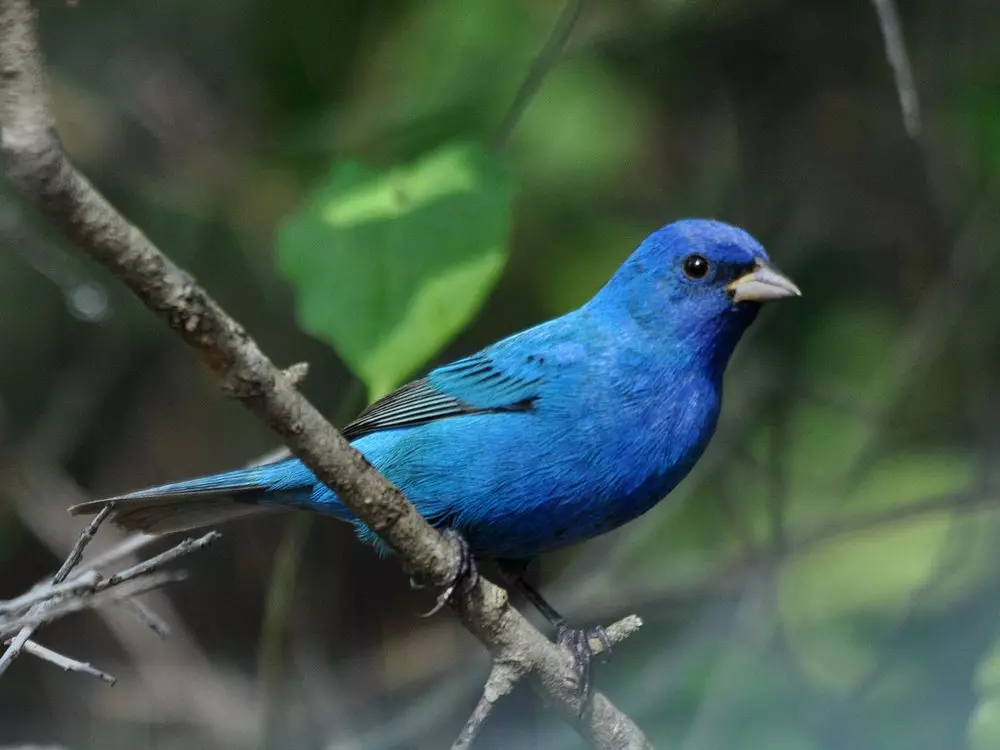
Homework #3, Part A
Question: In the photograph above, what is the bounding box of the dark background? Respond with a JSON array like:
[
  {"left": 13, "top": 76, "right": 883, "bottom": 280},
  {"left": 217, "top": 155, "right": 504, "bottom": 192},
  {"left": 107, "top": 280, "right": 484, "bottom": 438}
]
[{"left": 1, "top": 0, "right": 999, "bottom": 748}]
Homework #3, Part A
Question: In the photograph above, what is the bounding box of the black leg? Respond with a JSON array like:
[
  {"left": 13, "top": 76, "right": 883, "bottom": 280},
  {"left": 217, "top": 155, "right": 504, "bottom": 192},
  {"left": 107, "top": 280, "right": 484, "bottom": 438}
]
[
  {"left": 502, "top": 569, "right": 566, "bottom": 627},
  {"left": 496, "top": 560, "right": 611, "bottom": 706}
]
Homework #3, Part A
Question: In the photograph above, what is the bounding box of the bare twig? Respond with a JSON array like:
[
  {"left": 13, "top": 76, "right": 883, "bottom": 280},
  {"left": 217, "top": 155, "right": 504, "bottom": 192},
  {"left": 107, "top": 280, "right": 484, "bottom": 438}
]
[
  {"left": 118, "top": 599, "right": 171, "bottom": 639},
  {"left": 452, "top": 661, "right": 521, "bottom": 750},
  {"left": 454, "top": 615, "right": 643, "bottom": 749},
  {"left": 65, "top": 532, "right": 155, "bottom": 576},
  {"left": 1, "top": 572, "right": 189, "bottom": 637},
  {"left": 0, "top": 571, "right": 100, "bottom": 617},
  {"left": 51, "top": 501, "right": 116, "bottom": 584},
  {"left": 7, "top": 464, "right": 255, "bottom": 743},
  {"left": 102, "top": 532, "right": 220, "bottom": 587},
  {"left": 2, "top": 530, "right": 218, "bottom": 632},
  {"left": 0, "top": 1, "right": 651, "bottom": 746},
  {"left": 492, "top": 0, "right": 588, "bottom": 150},
  {"left": 0, "top": 628, "right": 34, "bottom": 677},
  {"left": 281, "top": 361, "right": 310, "bottom": 388},
  {"left": 0, "top": 502, "right": 114, "bottom": 677},
  {"left": 17, "top": 638, "right": 117, "bottom": 685},
  {"left": 871, "top": 0, "right": 922, "bottom": 139},
  {"left": 0, "top": 524, "right": 218, "bottom": 648}
]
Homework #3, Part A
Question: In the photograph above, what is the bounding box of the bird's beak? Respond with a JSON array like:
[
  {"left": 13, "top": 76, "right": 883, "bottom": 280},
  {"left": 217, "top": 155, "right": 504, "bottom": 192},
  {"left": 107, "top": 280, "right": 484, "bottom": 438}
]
[{"left": 726, "top": 261, "right": 801, "bottom": 303}]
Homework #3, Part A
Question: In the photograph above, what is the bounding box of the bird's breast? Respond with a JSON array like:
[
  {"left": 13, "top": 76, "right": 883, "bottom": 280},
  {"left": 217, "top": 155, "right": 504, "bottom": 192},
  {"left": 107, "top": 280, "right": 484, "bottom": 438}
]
[{"left": 451, "top": 370, "right": 722, "bottom": 557}]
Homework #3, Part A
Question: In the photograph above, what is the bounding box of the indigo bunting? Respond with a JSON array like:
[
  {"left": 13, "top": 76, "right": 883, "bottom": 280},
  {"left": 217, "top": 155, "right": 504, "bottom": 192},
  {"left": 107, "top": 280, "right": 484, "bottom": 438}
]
[{"left": 71, "top": 219, "right": 799, "bottom": 689}]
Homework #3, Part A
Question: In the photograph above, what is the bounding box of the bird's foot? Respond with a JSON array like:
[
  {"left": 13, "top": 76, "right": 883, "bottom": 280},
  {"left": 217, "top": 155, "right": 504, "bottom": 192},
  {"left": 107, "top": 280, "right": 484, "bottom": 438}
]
[
  {"left": 420, "top": 529, "right": 478, "bottom": 617},
  {"left": 556, "top": 623, "right": 613, "bottom": 710}
]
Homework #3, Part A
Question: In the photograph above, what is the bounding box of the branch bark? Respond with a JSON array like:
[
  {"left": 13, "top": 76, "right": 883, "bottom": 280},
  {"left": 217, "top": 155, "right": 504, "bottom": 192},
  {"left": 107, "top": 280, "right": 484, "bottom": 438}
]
[{"left": 0, "top": 0, "right": 652, "bottom": 745}]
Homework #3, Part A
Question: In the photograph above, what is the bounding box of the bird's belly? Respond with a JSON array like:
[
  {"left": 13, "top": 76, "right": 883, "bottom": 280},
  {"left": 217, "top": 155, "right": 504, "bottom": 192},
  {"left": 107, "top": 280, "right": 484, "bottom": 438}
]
[
  {"left": 462, "top": 453, "right": 689, "bottom": 558},
  {"left": 350, "top": 396, "right": 718, "bottom": 559},
  {"left": 419, "top": 422, "right": 709, "bottom": 558}
]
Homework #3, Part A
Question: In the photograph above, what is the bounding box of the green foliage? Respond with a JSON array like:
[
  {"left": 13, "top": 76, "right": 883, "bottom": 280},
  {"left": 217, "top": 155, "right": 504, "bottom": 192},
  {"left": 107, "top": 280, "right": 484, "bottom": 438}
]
[
  {"left": 11, "top": 1, "right": 1000, "bottom": 747},
  {"left": 511, "top": 59, "right": 648, "bottom": 193},
  {"left": 339, "top": 0, "right": 544, "bottom": 152},
  {"left": 972, "top": 643, "right": 1000, "bottom": 750},
  {"left": 277, "top": 141, "right": 512, "bottom": 400}
]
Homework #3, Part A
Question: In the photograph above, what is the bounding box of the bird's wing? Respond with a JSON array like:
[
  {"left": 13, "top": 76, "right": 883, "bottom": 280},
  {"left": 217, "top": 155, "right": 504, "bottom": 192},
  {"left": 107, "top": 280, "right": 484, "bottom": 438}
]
[{"left": 341, "top": 351, "right": 543, "bottom": 441}]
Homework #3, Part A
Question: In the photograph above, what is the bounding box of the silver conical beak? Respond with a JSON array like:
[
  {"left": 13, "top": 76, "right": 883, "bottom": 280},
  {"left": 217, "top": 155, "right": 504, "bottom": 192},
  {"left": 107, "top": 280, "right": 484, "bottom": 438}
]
[{"left": 726, "top": 262, "right": 801, "bottom": 303}]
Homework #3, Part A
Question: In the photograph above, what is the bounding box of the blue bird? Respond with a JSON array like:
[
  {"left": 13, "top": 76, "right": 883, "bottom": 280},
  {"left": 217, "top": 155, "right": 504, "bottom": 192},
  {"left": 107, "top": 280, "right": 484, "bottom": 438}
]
[{"left": 70, "top": 218, "right": 799, "bottom": 690}]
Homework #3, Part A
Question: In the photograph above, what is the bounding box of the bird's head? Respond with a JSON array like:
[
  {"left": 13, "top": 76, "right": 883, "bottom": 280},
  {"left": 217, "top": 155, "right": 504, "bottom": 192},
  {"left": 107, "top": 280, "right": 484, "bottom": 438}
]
[{"left": 591, "top": 219, "right": 800, "bottom": 373}]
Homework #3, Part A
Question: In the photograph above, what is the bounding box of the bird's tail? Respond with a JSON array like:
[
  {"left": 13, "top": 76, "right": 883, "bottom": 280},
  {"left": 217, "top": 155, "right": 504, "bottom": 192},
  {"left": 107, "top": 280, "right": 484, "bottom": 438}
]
[{"left": 68, "top": 459, "right": 315, "bottom": 534}]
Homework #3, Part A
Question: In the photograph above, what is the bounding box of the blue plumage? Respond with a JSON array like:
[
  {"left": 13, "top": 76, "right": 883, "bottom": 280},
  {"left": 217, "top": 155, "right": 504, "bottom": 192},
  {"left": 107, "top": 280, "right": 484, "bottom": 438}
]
[{"left": 71, "top": 219, "right": 799, "bottom": 562}]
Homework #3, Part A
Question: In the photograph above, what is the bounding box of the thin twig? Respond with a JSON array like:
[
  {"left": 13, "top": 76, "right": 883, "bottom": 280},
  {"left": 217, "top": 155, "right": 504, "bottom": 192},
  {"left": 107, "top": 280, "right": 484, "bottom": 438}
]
[
  {"left": 118, "top": 599, "right": 171, "bottom": 639},
  {"left": 6, "top": 464, "right": 252, "bottom": 743},
  {"left": 0, "top": 525, "right": 218, "bottom": 640},
  {"left": 492, "top": 0, "right": 588, "bottom": 150},
  {"left": 281, "top": 361, "right": 309, "bottom": 388},
  {"left": 0, "top": 628, "right": 33, "bottom": 677},
  {"left": 102, "top": 531, "right": 221, "bottom": 587},
  {"left": 18, "top": 638, "right": 116, "bottom": 685},
  {"left": 453, "top": 615, "right": 643, "bottom": 746},
  {"left": 67, "top": 532, "right": 155, "bottom": 576},
  {"left": 0, "top": 571, "right": 189, "bottom": 637},
  {"left": 871, "top": 0, "right": 922, "bottom": 139},
  {"left": 0, "top": 571, "right": 100, "bottom": 617},
  {"left": 452, "top": 661, "right": 522, "bottom": 750},
  {"left": 51, "top": 501, "right": 115, "bottom": 584},
  {"left": 0, "top": 502, "right": 114, "bottom": 677}
]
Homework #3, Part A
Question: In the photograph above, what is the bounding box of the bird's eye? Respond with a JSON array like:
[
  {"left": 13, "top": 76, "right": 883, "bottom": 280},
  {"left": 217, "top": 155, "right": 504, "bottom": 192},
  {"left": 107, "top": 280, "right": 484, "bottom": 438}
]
[{"left": 682, "top": 254, "right": 710, "bottom": 280}]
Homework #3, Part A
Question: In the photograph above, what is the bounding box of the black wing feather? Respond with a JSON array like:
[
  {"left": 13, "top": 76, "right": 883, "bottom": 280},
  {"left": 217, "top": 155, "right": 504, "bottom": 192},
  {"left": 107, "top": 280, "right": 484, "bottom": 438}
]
[{"left": 341, "top": 355, "right": 540, "bottom": 441}]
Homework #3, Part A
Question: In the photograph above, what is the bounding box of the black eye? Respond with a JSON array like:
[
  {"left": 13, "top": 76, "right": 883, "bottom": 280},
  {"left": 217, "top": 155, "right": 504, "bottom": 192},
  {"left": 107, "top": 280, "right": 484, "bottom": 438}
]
[{"left": 682, "top": 254, "right": 710, "bottom": 280}]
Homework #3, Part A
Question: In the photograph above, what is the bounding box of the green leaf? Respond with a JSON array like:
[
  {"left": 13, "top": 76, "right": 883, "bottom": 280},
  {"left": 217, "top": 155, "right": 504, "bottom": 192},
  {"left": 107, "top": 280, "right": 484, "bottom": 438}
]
[{"left": 277, "top": 141, "right": 512, "bottom": 400}]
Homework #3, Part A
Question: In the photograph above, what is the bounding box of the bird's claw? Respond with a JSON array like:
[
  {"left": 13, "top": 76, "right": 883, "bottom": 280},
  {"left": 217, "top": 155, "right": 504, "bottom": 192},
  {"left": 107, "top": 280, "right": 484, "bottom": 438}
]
[
  {"left": 420, "top": 529, "right": 478, "bottom": 617},
  {"left": 557, "top": 623, "right": 613, "bottom": 710}
]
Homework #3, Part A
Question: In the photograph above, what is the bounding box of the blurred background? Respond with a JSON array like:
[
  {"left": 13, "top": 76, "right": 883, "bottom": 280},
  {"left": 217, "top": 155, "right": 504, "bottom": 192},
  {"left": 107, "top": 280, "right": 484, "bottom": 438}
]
[{"left": 1, "top": 0, "right": 999, "bottom": 747}]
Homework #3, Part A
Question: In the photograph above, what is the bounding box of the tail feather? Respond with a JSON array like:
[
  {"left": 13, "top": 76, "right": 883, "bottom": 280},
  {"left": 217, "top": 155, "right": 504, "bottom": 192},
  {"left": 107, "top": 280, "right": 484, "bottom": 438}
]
[{"left": 69, "top": 459, "right": 309, "bottom": 534}]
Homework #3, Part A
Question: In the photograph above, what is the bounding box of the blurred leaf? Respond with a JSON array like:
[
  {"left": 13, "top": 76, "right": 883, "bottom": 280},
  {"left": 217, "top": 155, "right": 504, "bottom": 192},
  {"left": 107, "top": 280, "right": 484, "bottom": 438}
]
[
  {"left": 341, "top": 0, "right": 543, "bottom": 150},
  {"left": 969, "top": 697, "right": 1000, "bottom": 750},
  {"left": 958, "top": 85, "right": 1000, "bottom": 183},
  {"left": 777, "top": 452, "right": 976, "bottom": 693},
  {"left": 277, "top": 141, "right": 512, "bottom": 399},
  {"left": 970, "top": 626, "right": 1000, "bottom": 750},
  {"left": 541, "top": 221, "right": 647, "bottom": 314},
  {"left": 511, "top": 59, "right": 647, "bottom": 194},
  {"left": 778, "top": 513, "right": 948, "bottom": 692}
]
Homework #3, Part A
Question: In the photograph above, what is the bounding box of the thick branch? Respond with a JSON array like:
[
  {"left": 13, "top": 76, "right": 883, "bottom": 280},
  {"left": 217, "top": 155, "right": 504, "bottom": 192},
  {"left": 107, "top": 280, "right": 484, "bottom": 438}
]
[{"left": 0, "top": 0, "right": 651, "bottom": 745}]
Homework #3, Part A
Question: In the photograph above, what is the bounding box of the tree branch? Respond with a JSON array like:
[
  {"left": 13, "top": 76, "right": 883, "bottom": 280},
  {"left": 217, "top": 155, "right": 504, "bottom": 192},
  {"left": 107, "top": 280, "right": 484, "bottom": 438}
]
[
  {"left": 0, "top": 502, "right": 115, "bottom": 677},
  {"left": 0, "top": 526, "right": 219, "bottom": 640},
  {"left": 16, "top": 638, "right": 117, "bottom": 685},
  {"left": 0, "top": 0, "right": 651, "bottom": 745},
  {"left": 871, "top": 0, "right": 921, "bottom": 139},
  {"left": 453, "top": 615, "right": 643, "bottom": 749},
  {"left": 492, "top": 0, "right": 588, "bottom": 150}
]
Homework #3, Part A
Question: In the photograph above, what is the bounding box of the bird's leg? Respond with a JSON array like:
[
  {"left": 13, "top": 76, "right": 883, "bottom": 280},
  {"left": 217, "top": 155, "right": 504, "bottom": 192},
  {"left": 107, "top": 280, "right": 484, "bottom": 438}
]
[
  {"left": 496, "top": 561, "right": 612, "bottom": 705},
  {"left": 420, "top": 529, "right": 479, "bottom": 617}
]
